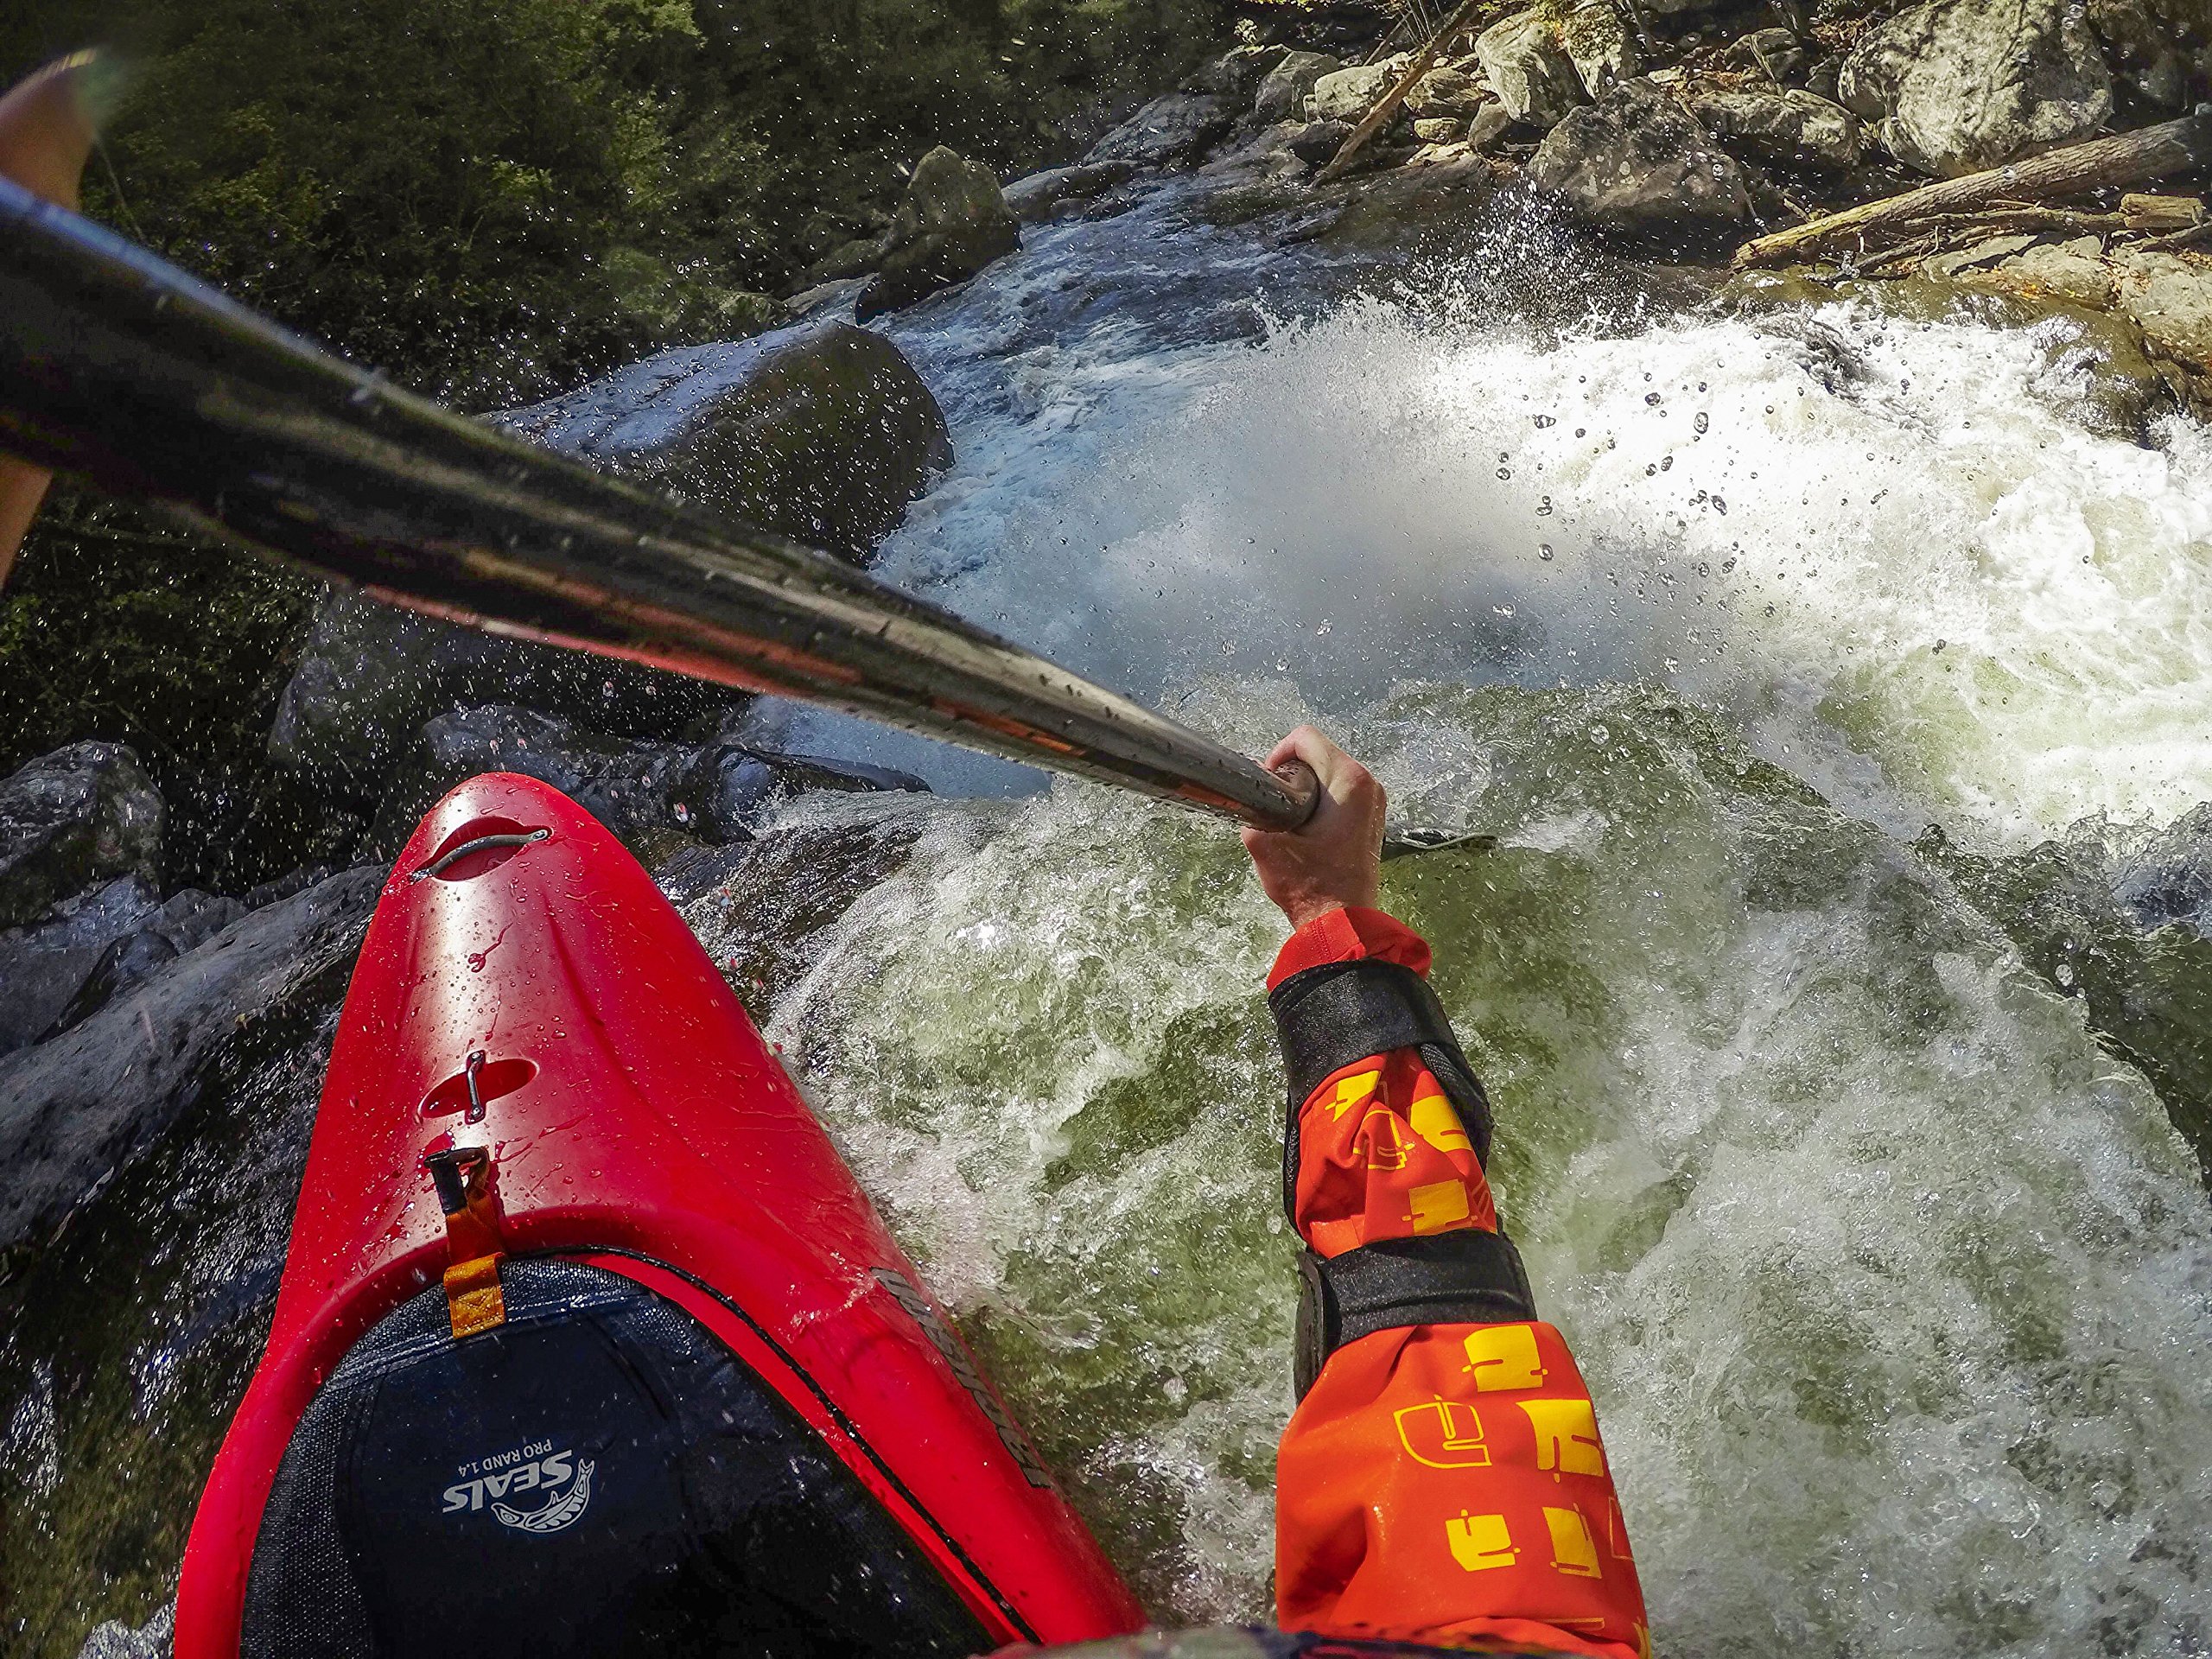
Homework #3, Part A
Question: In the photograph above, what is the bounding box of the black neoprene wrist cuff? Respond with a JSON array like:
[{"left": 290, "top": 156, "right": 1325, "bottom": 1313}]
[
  {"left": 1292, "top": 1230, "right": 1537, "bottom": 1399},
  {"left": 1268, "top": 957, "right": 1494, "bottom": 1217}
]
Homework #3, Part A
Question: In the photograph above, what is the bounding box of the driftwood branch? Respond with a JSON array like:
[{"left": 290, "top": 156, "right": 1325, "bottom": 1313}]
[
  {"left": 1733, "top": 115, "right": 2212, "bottom": 268},
  {"left": 1317, "top": 0, "right": 1488, "bottom": 185}
]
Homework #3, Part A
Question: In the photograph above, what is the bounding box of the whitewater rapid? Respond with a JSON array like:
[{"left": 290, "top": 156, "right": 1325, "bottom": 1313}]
[{"left": 721, "top": 182, "right": 2212, "bottom": 1653}]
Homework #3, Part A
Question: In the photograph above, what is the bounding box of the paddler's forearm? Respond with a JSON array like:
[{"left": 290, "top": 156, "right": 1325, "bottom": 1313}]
[
  {"left": 1266, "top": 908, "right": 1651, "bottom": 1657},
  {"left": 0, "top": 53, "right": 101, "bottom": 587}
]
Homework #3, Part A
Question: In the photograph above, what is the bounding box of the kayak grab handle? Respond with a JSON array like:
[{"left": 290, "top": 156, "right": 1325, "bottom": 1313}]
[
  {"left": 0, "top": 177, "right": 1323, "bottom": 836},
  {"left": 410, "top": 827, "right": 551, "bottom": 883}
]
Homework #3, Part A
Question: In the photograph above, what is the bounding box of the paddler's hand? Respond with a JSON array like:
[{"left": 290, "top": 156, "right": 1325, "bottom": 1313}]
[
  {"left": 0, "top": 52, "right": 109, "bottom": 588},
  {"left": 1241, "top": 726, "right": 1386, "bottom": 931}
]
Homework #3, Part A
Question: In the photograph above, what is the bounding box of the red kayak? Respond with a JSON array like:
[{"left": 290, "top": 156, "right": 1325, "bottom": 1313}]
[{"left": 175, "top": 772, "right": 1145, "bottom": 1657}]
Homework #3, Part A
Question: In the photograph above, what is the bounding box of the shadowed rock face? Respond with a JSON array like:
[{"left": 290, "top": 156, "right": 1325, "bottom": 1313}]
[
  {"left": 0, "top": 866, "right": 380, "bottom": 1254},
  {"left": 0, "top": 744, "right": 163, "bottom": 931}
]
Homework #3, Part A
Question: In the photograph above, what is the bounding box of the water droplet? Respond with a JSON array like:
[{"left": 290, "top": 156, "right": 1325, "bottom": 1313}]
[
  {"left": 1694, "top": 411, "right": 1710, "bottom": 435},
  {"left": 2056, "top": 961, "right": 2075, "bottom": 988},
  {"left": 1539, "top": 544, "right": 1555, "bottom": 561}
]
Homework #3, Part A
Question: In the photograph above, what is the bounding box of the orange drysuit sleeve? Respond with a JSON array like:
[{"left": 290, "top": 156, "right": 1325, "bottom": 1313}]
[{"left": 1267, "top": 907, "right": 1649, "bottom": 1659}]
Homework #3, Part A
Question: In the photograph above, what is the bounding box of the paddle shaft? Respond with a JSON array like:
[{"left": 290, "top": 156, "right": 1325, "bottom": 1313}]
[{"left": 0, "top": 177, "right": 1322, "bottom": 833}]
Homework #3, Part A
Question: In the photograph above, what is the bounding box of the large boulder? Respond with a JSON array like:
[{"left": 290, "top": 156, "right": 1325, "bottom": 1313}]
[
  {"left": 1087, "top": 92, "right": 1237, "bottom": 168},
  {"left": 0, "top": 876, "right": 162, "bottom": 1053},
  {"left": 1253, "top": 51, "right": 1345, "bottom": 124},
  {"left": 1186, "top": 43, "right": 1291, "bottom": 99},
  {"left": 1689, "top": 86, "right": 1862, "bottom": 167},
  {"left": 1529, "top": 79, "right": 1751, "bottom": 233},
  {"left": 1838, "top": 0, "right": 2113, "bottom": 177},
  {"left": 0, "top": 743, "right": 162, "bottom": 930},
  {"left": 1474, "top": 11, "right": 1588, "bottom": 129},
  {"left": 2088, "top": 0, "right": 2200, "bottom": 109},
  {"left": 856, "top": 147, "right": 1023, "bottom": 319},
  {"left": 0, "top": 866, "right": 381, "bottom": 1251},
  {"left": 1307, "top": 58, "right": 1408, "bottom": 122},
  {"left": 1406, "top": 65, "right": 1490, "bottom": 119},
  {"left": 1560, "top": 3, "right": 1641, "bottom": 99},
  {"left": 2113, "top": 249, "right": 2212, "bottom": 378},
  {"left": 499, "top": 319, "right": 952, "bottom": 558},
  {"left": 1001, "top": 160, "right": 1141, "bottom": 224},
  {"left": 368, "top": 705, "right": 926, "bottom": 860}
]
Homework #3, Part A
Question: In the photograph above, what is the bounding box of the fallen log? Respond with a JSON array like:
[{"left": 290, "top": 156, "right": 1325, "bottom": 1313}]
[
  {"left": 1316, "top": 0, "right": 1487, "bottom": 185},
  {"left": 1732, "top": 115, "right": 2212, "bottom": 269}
]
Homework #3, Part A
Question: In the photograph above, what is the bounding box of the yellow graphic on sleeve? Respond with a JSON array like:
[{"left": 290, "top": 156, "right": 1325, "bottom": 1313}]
[
  {"left": 1394, "top": 1398, "right": 1491, "bottom": 1468},
  {"left": 1407, "top": 1179, "right": 1469, "bottom": 1233},
  {"left": 1326, "top": 1070, "right": 1382, "bottom": 1120},
  {"left": 1361, "top": 1109, "right": 1409, "bottom": 1172},
  {"left": 1408, "top": 1088, "right": 1471, "bottom": 1154},
  {"left": 1520, "top": 1397, "right": 1607, "bottom": 1479},
  {"left": 1462, "top": 1324, "right": 1547, "bottom": 1392},
  {"left": 1544, "top": 1506, "right": 1604, "bottom": 1579},
  {"left": 1446, "top": 1511, "right": 1517, "bottom": 1572}
]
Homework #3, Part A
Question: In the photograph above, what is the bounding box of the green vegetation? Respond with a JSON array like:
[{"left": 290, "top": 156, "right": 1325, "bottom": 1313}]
[{"left": 0, "top": 0, "right": 1225, "bottom": 888}]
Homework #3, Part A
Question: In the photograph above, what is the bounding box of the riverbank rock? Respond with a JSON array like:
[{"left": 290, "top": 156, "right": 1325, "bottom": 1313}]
[
  {"left": 1475, "top": 11, "right": 1587, "bottom": 129},
  {"left": 1002, "top": 160, "right": 1141, "bottom": 223},
  {"left": 2113, "top": 249, "right": 2212, "bottom": 379},
  {"left": 265, "top": 591, "right": 729, "bottom": 801},
  {"left": 0, "top": 743, "right": 163, "bottom": 930},
  {"left": 1406, "top": 66, "right": 1488, "bottom": 120},
  {"left": 1689, "top": 86, "right": 1861, "bottom": 167},
  {"left": 1307, "top": 58, "right": 1408, "bottom": 122},
  {"left": 1188, "top": 42, "right": 1291, "bottom": 100},
  {"left": 368, "top": 704, "right": 927, "bottom": 861},
  {"left": 1087, "top": 92, "right": 1236, "bottom": 168},
  {"left": 0, "top": 866, "right": 380, "bottom": 1251},
  {"left": 856, "top": 147, "right": 1022, "bottom": 319},
  {"left": 500, "top": 319, "right": 954, "bottom": 557},
  {"left": 1529, "top": 79, "right": 1751, "bottom": 233},
  {"left": 2088, "top": 0, "right": 2200, "bottom": 108},
  {"left": 1839, "top": 0, "right": 2113, "bottom": 177},
  {"left": 0, "top": 876, "right": 161, "bottom": 1053},
  {"left": 1254, "top": 51, "right": 1344, "bottom": 124},
  {"left": 1560, "top": 3, "right": 1640, "bottom": 100}
]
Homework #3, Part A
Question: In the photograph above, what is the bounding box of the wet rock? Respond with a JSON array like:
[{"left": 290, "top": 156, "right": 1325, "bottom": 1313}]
[
  {"left": 1187, "top": 43, "right": 1291, "bottom": 99},
  {"left": 1560, "top": 3, "right": 1641, "bottom": 99},
  {"left": 1087, "top": 92, "right": 1236, "bottom": 168},
  {"left": 1307, "top": 58, "right": 1408, "bottom": 123},
  {"left": 1465, "top": 102, "right": 1517, "bottom": 153},
  {"left": 1413, "top": 117, "right": 1465, "bottom": 143},
  {"left": 1838, "top": 0, "right": 2112, "bottom": 177},
  {"left": 856, "top": 147, "right": 1022, "bottom": 319},
  {"left": 1961, "top": 234, "right": 2120, "bottom": 309},
  {"left": 1732, "top": 27, "right": 1811, "bottom": 86},
  {"left": 0, "top": 866, "right": 381, "bottom": 1251},
  {"left": 1529, "top": 78, "right": 1751, "bottom": 233},
  {"left": 1002, "top": 160, "right": 1141, "bottom": 223},
  {"left": 370, "top": 706, "right": 675, "bottom": 858},
  {"left": 48, "top": 886, "right": 252, "bottom": 1038},
  {"left": 1253, "top": 51, "right": 1344, "bottom": 124},
  {"left": 0, "top": 743, "right": 162, "bottom": 930},
  {"left": 1287, "top": 118, "right": 1356, "bottom": 169},
  {"left": 1407, "top": 66, "right": 1488, "bottom": 119},
  {"left": 2088, "top": 0, "right": 2197, "bottom": 109},
  {"left": 371, "top": 705, "right": 927, "bottom": 861},
  {"left": 76, "top": 1605, "right": 171, "bottom": 1659},
  {"left": 0, "top": 876, "right": 161, "bottom": 1053},
  {"left": 496, "top": 316, "right": 953, "bottom": 558},
  {"left": 668, "top": 743, "right": 928, "bottom": 844},
  {"left": 2112, "top": 249, "right": 2212, "bottom": 376},
  {"left": 267, "top": 592, "right": 728, "bottom": 801},
  {"left": 1474, "top": 11, "right": 1588, "bottom": 130},
  {"left": 1689, "top": 86, "right": 1861, "bottom": 167}
]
